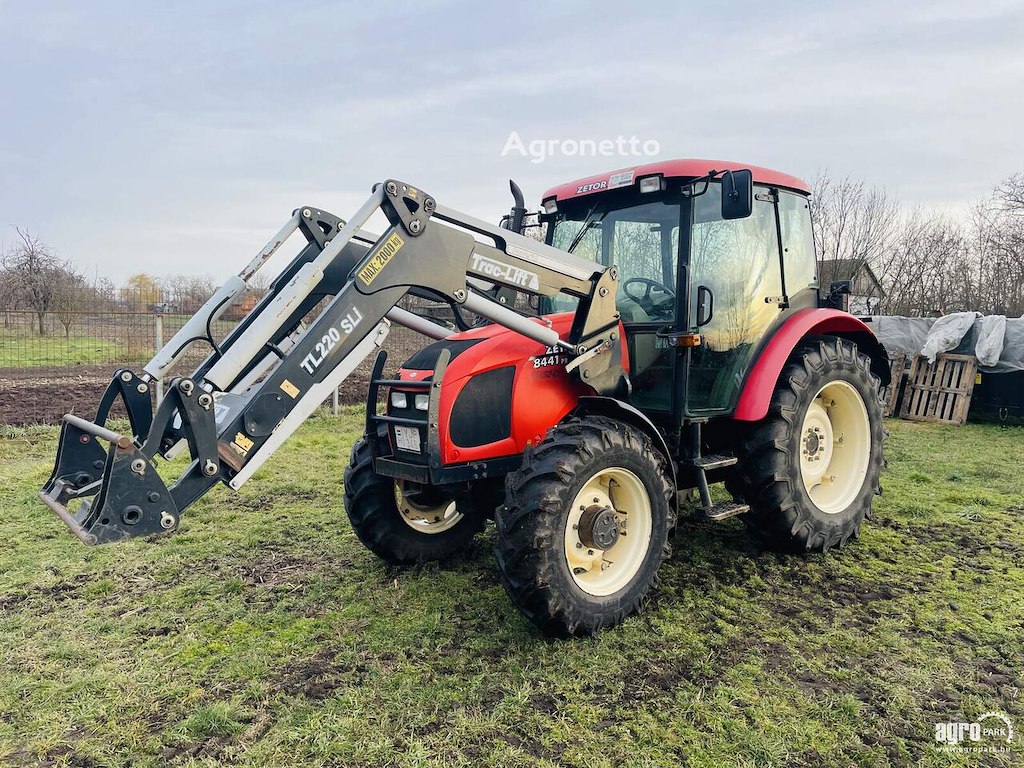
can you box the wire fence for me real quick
[0,297,451,427]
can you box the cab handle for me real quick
[696,285,714,327]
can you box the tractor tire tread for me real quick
[726,336,884,553]
[343,437,485,564]
[494,416,675,637]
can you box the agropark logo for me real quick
[934,711,1014,754]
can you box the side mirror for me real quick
[825,280,852,311]
[829,280,852,295]
[721,169,753,220]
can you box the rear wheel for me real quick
[729,337,883,551]
[495,416,675,636]
[343,437,486,563]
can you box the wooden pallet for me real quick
[899,353,978,425]
[883,350,907,417]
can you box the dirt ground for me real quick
[0,364,122,427]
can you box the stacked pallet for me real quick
[887,353,978,426]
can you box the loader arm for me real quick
[40,180,625,544]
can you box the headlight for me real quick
[414,394,429,411]
[639,175,664,193]
[390,391,408,409]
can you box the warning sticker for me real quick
[280,379,300,399]
[608,170,635,188]
[233,432,254,454]
[358,232,405,286]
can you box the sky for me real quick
[1,0,1022,282]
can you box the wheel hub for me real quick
[578,504,620,550]
[803,427,821,456]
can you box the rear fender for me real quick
[733,309,889,422]
[571,396,677,490]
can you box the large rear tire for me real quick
[728,337,884,552]
[494,416,675,636]
[343,437,486,564]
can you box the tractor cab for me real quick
[539,160,819,420]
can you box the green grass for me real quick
[0,330,124,367]
[1,412,1021,767]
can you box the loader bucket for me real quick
[39,414,179,545]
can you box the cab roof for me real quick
[541,158,811,203]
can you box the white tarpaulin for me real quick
[975,315,1007,368]
[867,315,1024,373]
[920,312,979,363]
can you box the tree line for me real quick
[0,228,268,337]
[812,171,1024,316]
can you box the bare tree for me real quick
[0,267,17,329]
[882,212,970,316]
[1,227,79,335]
[811,171,901,279]
[91,276,118,311]
[159,274,216,313]
[51,267,89,338]
[971,173,1024,316]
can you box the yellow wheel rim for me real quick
[799,380,871,514]
[563,467,652,596]
[395,481,463,534]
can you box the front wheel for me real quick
[495,416,675,636]
[343,438,486,563]
[729,337,884,552]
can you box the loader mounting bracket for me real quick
[39,416,180,544]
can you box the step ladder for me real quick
[680,421,749,522]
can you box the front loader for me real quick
[41,160,890,636]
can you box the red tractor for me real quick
[41,160,888,636]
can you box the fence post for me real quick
[154,313,164,405]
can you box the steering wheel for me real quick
[623,277,676,315]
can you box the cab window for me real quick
[548,196,680,323]
[777,191,817,297]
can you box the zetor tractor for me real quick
[40,159,888,636]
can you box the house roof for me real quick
[818,258,884,295]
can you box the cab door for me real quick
[602,203,681,414]
[683,182,785,415]
[552,196,683,414]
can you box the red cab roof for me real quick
[542,158,810,202]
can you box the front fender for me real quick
[733,309,889,422]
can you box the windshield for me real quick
[547,195,681,322]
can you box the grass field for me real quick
[0,330,125,368]
[0,412,1021,767]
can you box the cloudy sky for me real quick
[1,0,1022,281]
